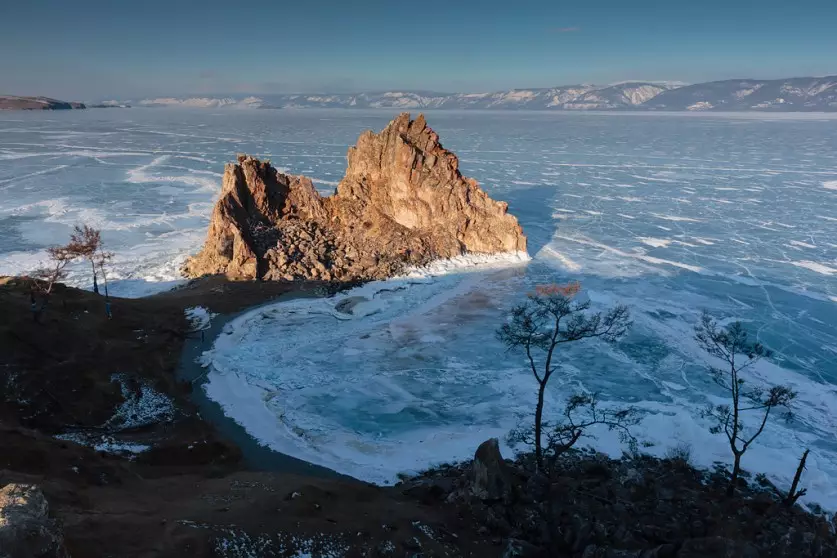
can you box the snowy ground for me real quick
[186,306,217,330]
[54,373,175,456]
[3,109,837,508]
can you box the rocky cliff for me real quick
[183,113,526,282]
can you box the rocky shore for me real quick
[0,276,499,556]
[2,276,837,557]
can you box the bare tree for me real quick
[784,448,809,507]
[69,225,102,294]
[498,283,632,468]
[94,243,113,301]
[29,225,113,320]
[30,244,77,321]
[509,392,639,467]
[32,245,75,297]
[695,312,796,495]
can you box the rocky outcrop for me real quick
[183,113,526,282]
[470,438,513,501]
[407,443,837,558]
[0,484,69,558]
[0,96,85,110]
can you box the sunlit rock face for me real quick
[184,113,526,281]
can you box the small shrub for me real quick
[665,442,693,466]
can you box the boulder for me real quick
[0,483,69,558]
[471,438,512,501]
[678,537,759,558]
[502,538,543,557]
[184,113,526,282]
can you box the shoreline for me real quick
[177,288,355,480]
[177,253,534,485]
[3,275,837,556]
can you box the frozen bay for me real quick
[2,109,836,506]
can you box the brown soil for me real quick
[0,276,500,557]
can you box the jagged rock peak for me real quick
[183,113,527,282]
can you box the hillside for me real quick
[107,75,837,111]
[0,95,86,110]
[644,75,837,111]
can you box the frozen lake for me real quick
[2,109,836,506]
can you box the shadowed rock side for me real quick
[183,113,526,281]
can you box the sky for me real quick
[2,0,837,100]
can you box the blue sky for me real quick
[2,0,836,99]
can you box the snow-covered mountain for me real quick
[254,83,678,110]
[138,96,263,108]
[644,76,837,111]
[430,83,669,110]
[110,76,837,111]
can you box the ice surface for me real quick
[3,109,837,507]
[200,254,531,483]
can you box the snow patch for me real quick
[687,102,713,111]
[399,251,531,278]
[787,261,837,276]
[639,237,672,248]
[106,373,176,429]
[186,306,217,331]
[651,213,702,223]
[55,432,150,456]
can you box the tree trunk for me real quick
[535,381,546,469]
[785,449,809,506]
[91,260,99,294]
[99,261,109,299]
[727,453,742,495]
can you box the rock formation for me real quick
[0,484,70,558]
[470,438,512,501]
[183,113,526,282]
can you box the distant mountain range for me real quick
[643,76,837,111]
[128,76,837,111]
[4,75,837,112]
[131,83,683,111]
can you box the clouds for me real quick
[551,26,580,33]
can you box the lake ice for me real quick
[2,109,836,506]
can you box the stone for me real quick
[501,538,543,557]
[184,113,526,282]
[677,537,759,558]
[471,438,512,501]
[0,483,69,558]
